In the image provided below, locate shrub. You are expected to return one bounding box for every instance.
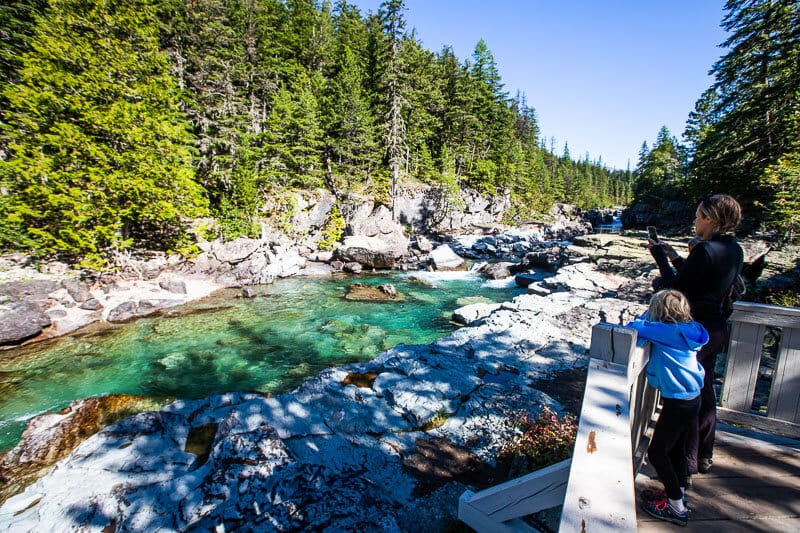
[500,407,577,475]
[317,205,345,251]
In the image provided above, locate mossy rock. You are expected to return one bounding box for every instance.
[344,283,404,302]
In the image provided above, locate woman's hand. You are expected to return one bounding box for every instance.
[649,239,679,260]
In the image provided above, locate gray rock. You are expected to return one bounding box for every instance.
[429,245,465,271]
[106,300,174,323]
[415,235,434,253]
[298,262,334,277]
[211,238,263,264]
[335,234,408,269]
[0,280,59,302]
[452,302,502,325]
[106,301,139,323]
[79,299,103,311]
[158,279,187,294]
[0,302,51,345]
[241,288,257,298]
[61,279,92,303]
[343,262,363,274]
[481,261,514,280]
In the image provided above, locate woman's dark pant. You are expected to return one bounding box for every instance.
[686,327,728,473]
[648,396,701,500]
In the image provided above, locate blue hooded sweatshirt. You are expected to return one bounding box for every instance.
[626,316,709,399]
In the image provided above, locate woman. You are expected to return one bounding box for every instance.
[648,194,744,476]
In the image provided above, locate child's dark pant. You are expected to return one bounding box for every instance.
[686,327,728,473]
[648,395,701,500]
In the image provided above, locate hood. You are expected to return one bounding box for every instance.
[627,317,709,352]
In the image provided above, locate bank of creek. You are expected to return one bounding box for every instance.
[2,224,782,531]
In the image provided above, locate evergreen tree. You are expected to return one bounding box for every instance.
[377,0,408,217]
[0,0,207,264]
[634,126,686,201]
[691,0,800,202]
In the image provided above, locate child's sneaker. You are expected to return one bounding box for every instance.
[640,496,689,526]
[640,488,689,510]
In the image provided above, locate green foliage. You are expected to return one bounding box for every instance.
[763,288,800,308]
[1,0,207,263]
[685,0,800,216]
[500,407,578,474]
[317,205,345,251]
[633,126,687,202]
[0,0,637,266]
[759,146,800,242]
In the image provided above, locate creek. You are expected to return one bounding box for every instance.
[0,270,523,452]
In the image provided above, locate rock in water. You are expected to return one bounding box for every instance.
[0,394,168,506]
[429,245,465,271]
[344,283,403,302]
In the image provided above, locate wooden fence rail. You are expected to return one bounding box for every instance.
[459,323,656,532]
[459,301,800,531]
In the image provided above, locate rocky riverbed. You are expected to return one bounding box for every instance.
[0,229,795,531]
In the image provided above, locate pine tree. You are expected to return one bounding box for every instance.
[691,0,800,202]
[1,0,207,264]
[377,0,408,218]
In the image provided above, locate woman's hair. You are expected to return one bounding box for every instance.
[698,194,742,234]
[647,289,692,324]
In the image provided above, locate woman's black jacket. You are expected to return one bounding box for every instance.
[651,234,744,331]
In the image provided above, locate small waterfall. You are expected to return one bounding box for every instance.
[469,261,487,273]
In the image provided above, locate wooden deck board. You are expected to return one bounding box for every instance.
[637,426,800,531]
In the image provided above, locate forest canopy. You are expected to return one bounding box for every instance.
[3,0,797,266]
[0,0,631,265]
[632,0,800,240]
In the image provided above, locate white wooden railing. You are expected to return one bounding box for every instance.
[719,301,800,436]
[459,301,800,531]
[459,323,656,532]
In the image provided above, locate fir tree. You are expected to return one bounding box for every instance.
[1,0,207,264]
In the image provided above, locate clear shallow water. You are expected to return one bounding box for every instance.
[0,271,522,451]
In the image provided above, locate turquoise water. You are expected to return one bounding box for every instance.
[0,271,522,451]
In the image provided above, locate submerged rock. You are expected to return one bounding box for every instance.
[344,282,404,302]
[0,394,168,506]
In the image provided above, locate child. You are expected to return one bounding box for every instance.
[627,289,708,526]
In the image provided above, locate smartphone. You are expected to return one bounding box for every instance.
[647,226,659,241]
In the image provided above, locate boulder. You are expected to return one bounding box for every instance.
[335,205,409,268]
[451,303,501,325]
[0,302,51,345]
[158,278,187,294]
[348,204,397,237]
[298,262,335,277]
[415,235,434,253]
[79,299,103,311]
[0,394,167,506]
[210,238,263,264]
[481,262,515,280]
[61,279,92,303]
[106,299,175,323]
[429,245,465,271]
[0,280,59,303]
[343,262,363,274]
[513,246,568,274]
[334,235,408,269]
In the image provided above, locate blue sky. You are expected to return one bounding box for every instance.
[350,0,728,170]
